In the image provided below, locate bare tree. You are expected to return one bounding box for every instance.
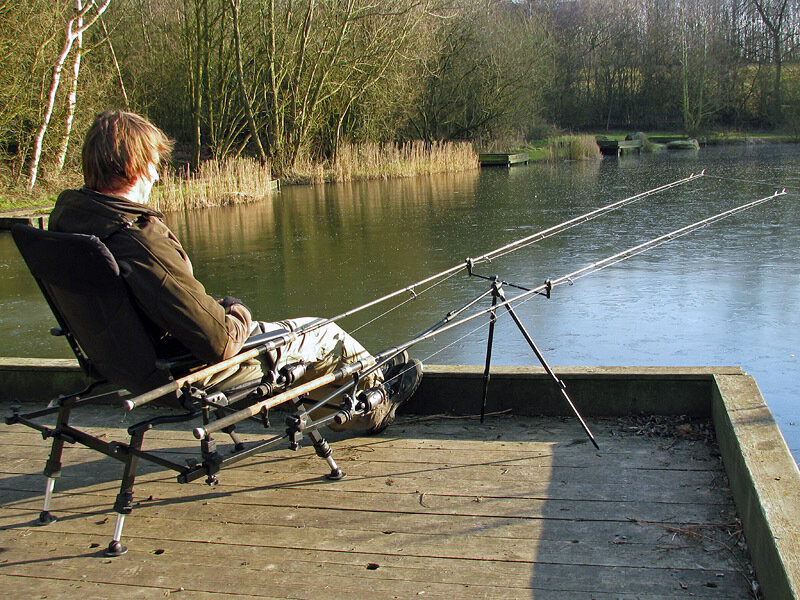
[749,0,793,122]
[230,0,267,163]
[252,0,434,168]
[678,0,710,133]
[27,0,111,190]
[55,0,85,172]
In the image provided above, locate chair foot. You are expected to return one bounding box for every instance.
[37,510,57,525]
[326,468,346,481]
[104,540,128,557]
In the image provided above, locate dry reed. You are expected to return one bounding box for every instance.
[152,157,275,212]
[548,135,602,161]
[331,141,478,183]
[147,141,477,211]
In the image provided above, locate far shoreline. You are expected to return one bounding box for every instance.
[2,132,797,219]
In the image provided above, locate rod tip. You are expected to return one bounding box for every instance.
[123,399,135,411]
[193,427,206,440]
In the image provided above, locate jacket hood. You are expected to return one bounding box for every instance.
[50,187,164,239]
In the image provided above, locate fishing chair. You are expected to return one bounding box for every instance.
[6,224,349,557]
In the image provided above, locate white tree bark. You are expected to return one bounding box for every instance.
[55,0,84,172]
[27,0,111,190]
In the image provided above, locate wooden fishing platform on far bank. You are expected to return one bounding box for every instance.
[0,210,48,231]
[0,363,797,599]
[596,138,643,156]
[479,152,530,166]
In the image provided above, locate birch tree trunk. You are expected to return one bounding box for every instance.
[27,0,111,190]
[55,0,84,172]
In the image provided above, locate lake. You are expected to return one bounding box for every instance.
[2,143,798,460]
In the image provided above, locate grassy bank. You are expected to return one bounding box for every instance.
[591,130,800,146]
[512,130,800,162]
[0,169,80,213]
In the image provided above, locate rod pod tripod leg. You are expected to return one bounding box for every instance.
[480,281,599,450]
[480,285,499,423]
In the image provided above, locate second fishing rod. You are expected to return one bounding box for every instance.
[127,171,707,410]
[194,187,787,446]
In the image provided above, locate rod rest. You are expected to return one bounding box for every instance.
[127,410,202,436]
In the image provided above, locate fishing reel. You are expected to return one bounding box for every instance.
[332,386,386,427]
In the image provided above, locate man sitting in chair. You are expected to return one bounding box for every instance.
[49,109,421,434]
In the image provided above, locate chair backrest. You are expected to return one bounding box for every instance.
[12,224,173,393]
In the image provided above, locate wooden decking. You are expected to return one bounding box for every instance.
[0,403,756,599]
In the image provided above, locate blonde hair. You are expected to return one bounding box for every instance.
[82,110,173,192]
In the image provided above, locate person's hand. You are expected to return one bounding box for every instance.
[218,296,249,313]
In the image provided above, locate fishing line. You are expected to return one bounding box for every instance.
[392,189,788,354]
[462,172,706,266]
[414,318,493,365]
[347,269,463,336]
[703,173,798,193]
[340,172,706,339]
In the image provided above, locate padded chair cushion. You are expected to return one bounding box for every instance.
[12,225,174,393]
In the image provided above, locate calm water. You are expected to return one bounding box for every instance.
[2,144,799,459]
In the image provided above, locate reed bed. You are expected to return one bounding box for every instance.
[547,134,602,160]
[150,141,477,211]
[330,141,479,183]
[152,157,275,212]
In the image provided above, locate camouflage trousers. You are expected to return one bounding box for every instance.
[203,317,384,430]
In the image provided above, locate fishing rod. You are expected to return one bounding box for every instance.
[192,187,788,445]
[125,172,707,409]
[383,188,789,350]
[326,170,707,325]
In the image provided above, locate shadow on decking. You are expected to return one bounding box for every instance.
[0,365,788,598]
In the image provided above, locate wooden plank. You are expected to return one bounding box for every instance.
[0,441,730,493]
[0,531,750,599]
[0,409,757,598]
[478,153,529,166]
[0,500,736,552]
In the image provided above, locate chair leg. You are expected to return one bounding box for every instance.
[104,430,144,557]
[106,513,128,557]
[38,477,58,525]
[38,401,72,525]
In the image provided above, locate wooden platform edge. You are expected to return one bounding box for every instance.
[712,373,800,600]
[0,357,97,402]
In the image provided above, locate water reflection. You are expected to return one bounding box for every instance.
[168,170,481,321]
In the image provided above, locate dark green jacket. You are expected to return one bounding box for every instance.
[49,187,251,364]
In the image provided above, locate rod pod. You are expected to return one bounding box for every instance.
[480,279,599,450]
